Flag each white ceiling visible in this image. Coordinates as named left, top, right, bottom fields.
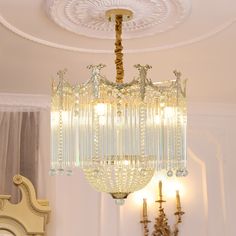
left=0, top=0, right=236, bottom=104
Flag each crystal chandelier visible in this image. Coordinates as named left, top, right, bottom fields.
left=50, top=9, right=187, bottom=204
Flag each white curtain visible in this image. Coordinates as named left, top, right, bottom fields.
left=0, top=111, right=39, bottom=202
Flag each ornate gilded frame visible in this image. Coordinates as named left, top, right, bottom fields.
left=0, top=175, right=50, bottom=236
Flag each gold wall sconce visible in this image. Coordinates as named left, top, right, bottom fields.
left=140, top=181, right=184, bottom=236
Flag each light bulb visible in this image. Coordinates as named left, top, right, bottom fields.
left=154, top=114, right=161, bottom=124
left=123, top=160, right=130, bottom=166
left=95, top=103, right=107, bottom=116
left=164, top=106, right=175, bottom=119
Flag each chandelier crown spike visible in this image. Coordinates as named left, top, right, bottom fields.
left=87, top=64, right=106, bottom=75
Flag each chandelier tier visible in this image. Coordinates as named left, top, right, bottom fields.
left=50, top=9, right=187, bottom=204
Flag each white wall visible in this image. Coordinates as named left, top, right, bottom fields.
left=38, top=102, right=236, bottom=236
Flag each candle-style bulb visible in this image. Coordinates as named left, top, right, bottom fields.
left=143, top=198, right=147, bottom=217
left=158, top=181, right=163, bottom=200
left=176, top=190, right=181, bottom=209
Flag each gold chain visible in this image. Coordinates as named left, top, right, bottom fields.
left=115, top=15, right=124, bottom=83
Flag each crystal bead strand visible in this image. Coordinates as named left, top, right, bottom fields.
left=140, top=104, right=146, bottom=158
left=175, top=107, right=183, bottom=176
left=94, top=106, right=99, bottom=162
left=55, top=109, right=63, bottom=174
left=57, top=74, right=65, bottom=174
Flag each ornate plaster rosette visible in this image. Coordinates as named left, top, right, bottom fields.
left=46, top=0, right=191, bottom=39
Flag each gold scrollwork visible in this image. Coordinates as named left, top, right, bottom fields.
left=0, top=199, right=5, bottom=210
left=13, top=175, right=23, bottom=185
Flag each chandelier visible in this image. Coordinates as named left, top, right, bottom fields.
left=50, top=9, right=187, bottom=204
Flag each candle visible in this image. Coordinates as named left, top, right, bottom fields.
left=158, top=181, right=163, bottom=200
left=176, top=190, right=181, bottom=209
left=143, top=198, right=147, bottom=217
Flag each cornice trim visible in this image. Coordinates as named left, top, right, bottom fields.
left=0, top=93, right=50, bottom=111
left=0, top=14, right=235, bottom=54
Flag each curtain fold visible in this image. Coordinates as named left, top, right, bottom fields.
left=0, top=111, right=39, bottom=202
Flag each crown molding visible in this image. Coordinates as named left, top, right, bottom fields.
left=0, top=14, right=235, bottom=54
left=0, top=93, right=50, bottom=111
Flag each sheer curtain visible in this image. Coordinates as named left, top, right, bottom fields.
left=0, top=111, right=39, bottom=202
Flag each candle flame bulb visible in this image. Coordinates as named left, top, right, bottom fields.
left=158, top=181, right=163, bottom=201
left=143, top=198, right=147, bottom=217
left=176, top=190, right=181, bottom=209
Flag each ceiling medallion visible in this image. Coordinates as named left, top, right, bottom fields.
left=46, top=0, right=191, bottom=39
